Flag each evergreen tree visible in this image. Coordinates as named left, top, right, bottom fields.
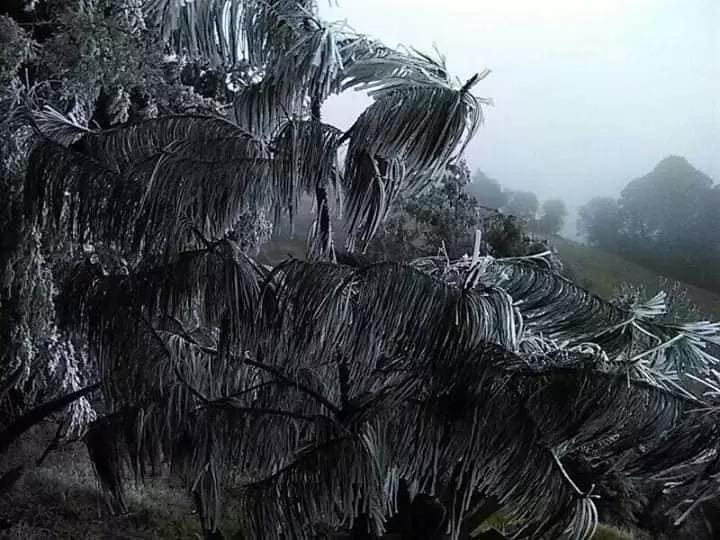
left=1, top=3, right=719, bottom=540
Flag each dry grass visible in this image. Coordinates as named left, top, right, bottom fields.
left=0, top=425, right=205, bottom=539
left=592, top=523, right=650, bottom=540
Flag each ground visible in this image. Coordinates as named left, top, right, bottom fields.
left=0, top=422, right=205, bottom=539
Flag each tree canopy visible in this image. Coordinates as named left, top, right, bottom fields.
left=578, top=197, right=622, bottom=246
left=538, top=198, right=568, bottom=236
left=578, top=156, right=720, bottom=292
left=367, top=163, right=554, bottom=264
left=504, top=189, right=540, bottom=224
left=466, top=169, right=507, bottom=210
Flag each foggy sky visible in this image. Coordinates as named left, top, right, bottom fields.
left=320, top=0, right=719, bottom=211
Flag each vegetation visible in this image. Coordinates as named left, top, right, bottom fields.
left=464, top=170, right=568, bottom=235
left=537, top=199, right=568, bottom=236
left=1, top=2, right=720, bottom=540
left=465, top=170, right=507, bottom=210
left=547, top=236, right=720, bottom=319
left=503, top=189, right=540, bottom=224
left=365, top=161, right=551, bottom=263
left=578, top=156, right=720, bottom=293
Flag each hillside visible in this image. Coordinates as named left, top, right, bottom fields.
left=547, top=235, right=720, bottom=318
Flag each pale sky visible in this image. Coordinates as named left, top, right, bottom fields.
left=320, top=0, right=719, bottom=217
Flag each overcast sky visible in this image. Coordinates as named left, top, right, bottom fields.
left=320, top=0, right=719, bottom=212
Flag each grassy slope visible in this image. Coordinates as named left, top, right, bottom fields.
left=547, top=235, right=720, bottom=318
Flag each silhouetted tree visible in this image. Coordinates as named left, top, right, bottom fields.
left=504, top=189, right=539, bottom=224
left=619, top=156, right=713, bottom=253
left=537, top=198, right=567, bottom=235
left=578, top=197, right=622, bottom=246
left=577, top=156, right=720, bottom=292
left=466, top=169, right=507, bottom=210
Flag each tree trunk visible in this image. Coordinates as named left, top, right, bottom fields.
left=310, top=96, right=332, bottom=256
left=352, top=513, right=378, bottom=539
left=384, top=479, right=412, bottom=535
left=193, top=491, right=229, bottom=540
left=409, top=494, right=447, bottom=540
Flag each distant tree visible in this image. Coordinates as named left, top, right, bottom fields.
left=699, top=185, right=720, bottom=251
left=368, top=163, right=554, bottom=262
left=537, top=198, right=567, bottom=235
left=578, top=197, right=623, bottom=247
left=406, top=161, right=484, bottom=259
left=619, top=156, right=713, bottom=252
left=366, top=161, right=483, bottom=260
left=578, top=157, right=720, bottom=292
left=616, top=157, right=720, bottom=290
left=504, top=189, right=539, bottom=223
left=466, top=169, right=507, bottom=209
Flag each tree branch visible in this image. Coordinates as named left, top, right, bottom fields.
left=162, top=317, right=342, bottom=416
left=140, top=314, right=210, bottom=404
left=205, top=400, right=324, bottom=424
left=244, top=353, right=342, bottom=417
left=0, top=383, right=99, bottom=456
left=241, top=433, right=353, bottom=491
